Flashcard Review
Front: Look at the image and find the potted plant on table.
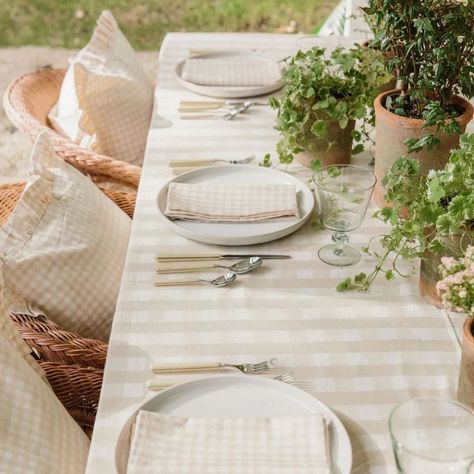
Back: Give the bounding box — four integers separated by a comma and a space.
337, 133, 474, 305
363, 0, 474, 207
269, 45, 389, 168
437, 247, 474, 409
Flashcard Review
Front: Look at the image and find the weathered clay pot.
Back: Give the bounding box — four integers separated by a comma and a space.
296, 116, 355, 168
419, 232, 473, 308
458, 317, 474, 409
374, 90, 473, 208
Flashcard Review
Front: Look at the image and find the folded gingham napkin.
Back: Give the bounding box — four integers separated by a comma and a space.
127, 412, 331, 474
181, 57, 282, 86
164, 183, 299, 222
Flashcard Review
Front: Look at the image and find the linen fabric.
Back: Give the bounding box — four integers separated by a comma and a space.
0, 132, 131, 341
164, 183, 299, 222
181, 57, 282, 86
0, 285, 47, 381
0, 299, 90, 474
87, 33, 467, 474
127, 411, 330, 474
49, 10, 154, 166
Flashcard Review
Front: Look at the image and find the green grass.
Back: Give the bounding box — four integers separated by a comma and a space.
0, 0, 338, 50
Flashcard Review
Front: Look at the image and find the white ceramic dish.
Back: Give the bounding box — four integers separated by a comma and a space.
175, 51, 285, 98
115, 375, 352, 474
157, 165, 315, 246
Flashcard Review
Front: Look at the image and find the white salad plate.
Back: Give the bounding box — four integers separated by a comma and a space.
175, 51, 285, 98
115, 375, 352, 474
157, 165, 315, 246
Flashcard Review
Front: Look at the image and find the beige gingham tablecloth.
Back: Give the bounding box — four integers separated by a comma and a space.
86, 33, 464, 474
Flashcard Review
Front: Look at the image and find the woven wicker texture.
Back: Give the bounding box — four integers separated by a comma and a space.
3, 68, 142, 189
0, 181, 135, 224
9, 312, 106, 437
40, 362, 103, 437
10, 313, 107, 369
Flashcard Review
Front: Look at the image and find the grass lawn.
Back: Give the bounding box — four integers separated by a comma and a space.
0, 0, 339, 50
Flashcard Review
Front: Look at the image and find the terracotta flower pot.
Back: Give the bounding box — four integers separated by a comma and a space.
296, 117, 356, 168
373, 90, 473, 208
419, 232, 473, 308
458, 317, 474, 409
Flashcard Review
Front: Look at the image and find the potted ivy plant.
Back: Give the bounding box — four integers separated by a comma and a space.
437, 247, 474, 409
337, 133, 474, 305
363, 0, 474, 207
270, 45, 389, 168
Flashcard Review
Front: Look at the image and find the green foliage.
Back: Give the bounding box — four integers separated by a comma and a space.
338, 133, 474, 292
0, 0, 339, 50
363, 0, 474, 152
270, 45, 390, 165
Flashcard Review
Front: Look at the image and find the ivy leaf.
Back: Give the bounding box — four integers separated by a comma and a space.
427, 175, 445, 203
385, 269, 395, 280
338, 117, 349, 129
311, 120, 328, 138
336, 278, 352, 292
352, 144, 364, 154
309, 160, 322, 172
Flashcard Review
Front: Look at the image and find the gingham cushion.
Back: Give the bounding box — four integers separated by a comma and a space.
49, 10, 154, 166
0, 132, 131, 341
0, 299, 89, 474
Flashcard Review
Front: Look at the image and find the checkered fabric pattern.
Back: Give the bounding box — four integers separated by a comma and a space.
0, 132, 131, 341
49, 10, 154, 166
165, 183, 299, 222
127, 412, 330, 474
182, 57, 282, 86
87, 34, 471, 474
0, 284, 47, 381
0, 301, 90, 474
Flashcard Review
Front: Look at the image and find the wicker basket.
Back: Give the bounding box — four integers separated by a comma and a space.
0, 182, 135, 222
9, 312, 106, 437
3, 68, 142, 189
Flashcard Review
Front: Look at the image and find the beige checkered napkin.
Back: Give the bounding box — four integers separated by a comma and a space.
49, 10, 154, 166
0, 132, 131, 341
165, 183, 299, 222
127, 412, 330, 474
182, 57, 282, 86
0, 303, 89, 474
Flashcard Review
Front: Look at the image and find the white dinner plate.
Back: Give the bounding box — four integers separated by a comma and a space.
175, 51, 285, 98
115, 375, 352, 474
157, 165, 315, 246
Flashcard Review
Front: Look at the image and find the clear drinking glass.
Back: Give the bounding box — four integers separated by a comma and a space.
312, 165, 376, 266
389, 398, 474, 474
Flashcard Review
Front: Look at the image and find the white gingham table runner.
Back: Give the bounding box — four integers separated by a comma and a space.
86, 34, 467, 474
165, 183, 299, 221
127, 412, 330, 474
181, 57, 282, 86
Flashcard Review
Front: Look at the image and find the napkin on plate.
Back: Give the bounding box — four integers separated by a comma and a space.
164, 183, 299, 222
127, 411, 331, 474
181, 57, 282, 86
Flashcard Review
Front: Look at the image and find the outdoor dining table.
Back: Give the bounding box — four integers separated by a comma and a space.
86, 33, 465, 474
